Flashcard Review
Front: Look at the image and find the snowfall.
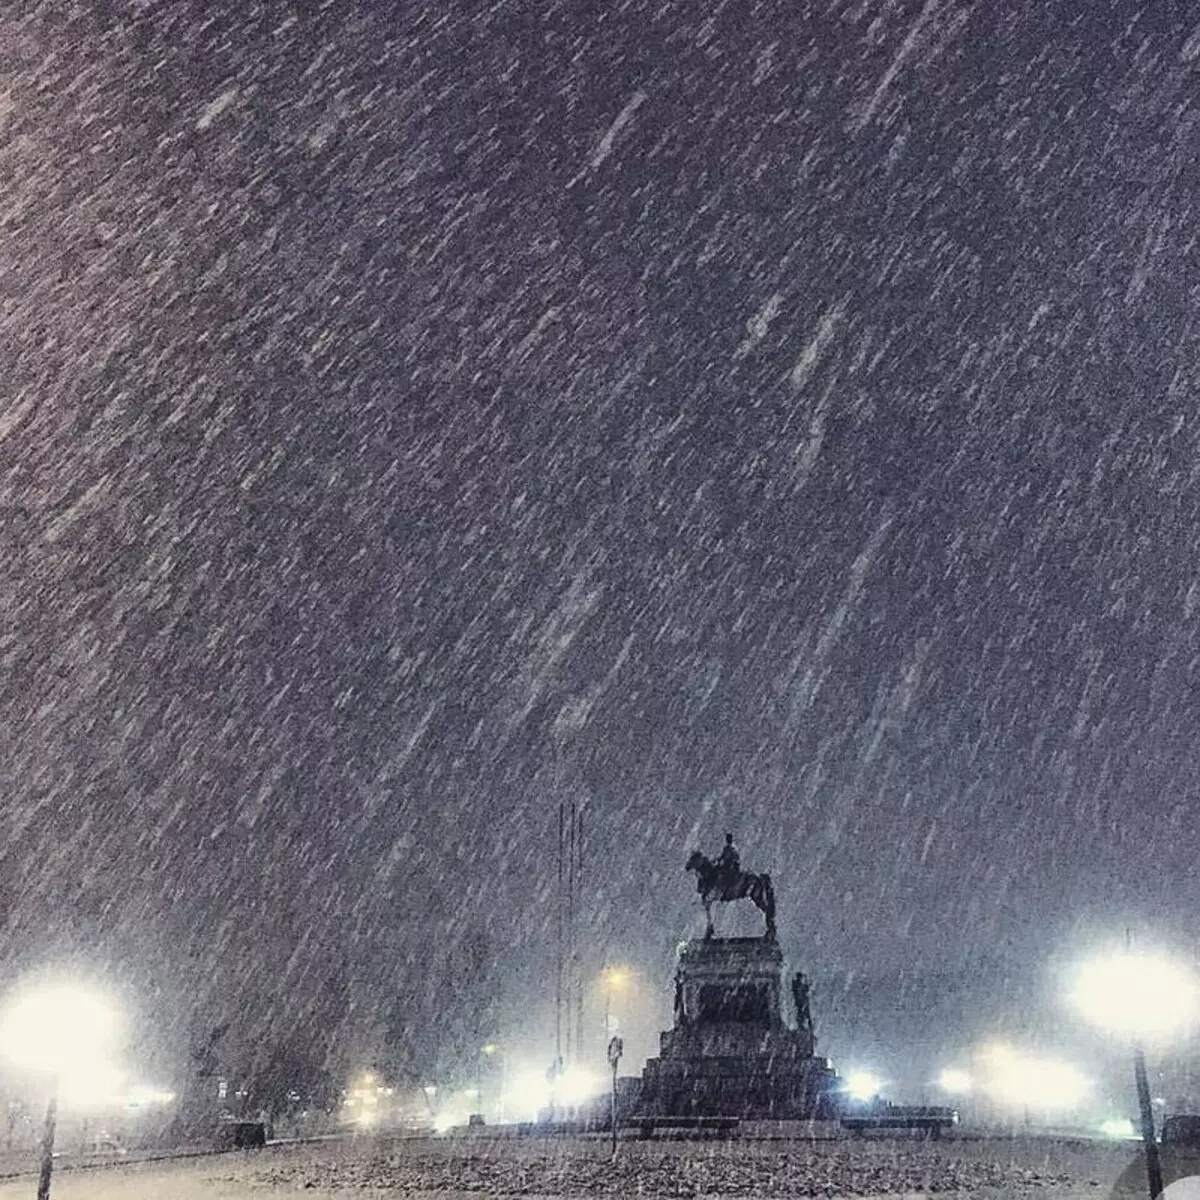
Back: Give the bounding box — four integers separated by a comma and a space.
0, 1132, 1187, 1199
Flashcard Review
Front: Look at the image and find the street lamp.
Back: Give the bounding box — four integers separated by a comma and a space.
1071, 952, 1199, 1042
977, 1045, 1089, 1113
600, 966, 632, 1042
479, 1044, 507, 1123
1070, 948, 1199, 1200
0, 980, 121, 1200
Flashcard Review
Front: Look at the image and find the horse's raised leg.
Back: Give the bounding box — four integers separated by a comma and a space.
703, 899, 714, 939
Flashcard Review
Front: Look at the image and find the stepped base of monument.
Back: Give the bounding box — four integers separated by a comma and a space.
639, 1050, 840, 1120
659, 1024, 816, 1059
636, 932, 841, 1120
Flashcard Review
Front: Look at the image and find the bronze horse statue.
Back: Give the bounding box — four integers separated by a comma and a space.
686, 850, 776, 940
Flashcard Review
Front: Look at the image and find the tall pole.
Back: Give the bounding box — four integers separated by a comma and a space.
36, 1079, 57, 1200
1134, 1044, 1164, 1200
607, 1035, 623, 1160
555, 801, 564, 1074
610, 1057, 618, 1159
1123, 929, 1164, 1200
574, 803, 585, 1065
565, 800, 575, 1068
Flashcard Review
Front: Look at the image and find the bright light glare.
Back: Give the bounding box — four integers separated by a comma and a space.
844, 1070, 880, 1102
125, 1085, 175, 1108
938, 1068, 972, 1094
558, 1066, 600, 1107
980, 1046, 1089, 1110
602, 966, 633, 990
433, 1110, 462, 1133
1100, 1117, 1137, 1139
0, 982, 121, 1079
507, 1070, 551, 1121
1071, 952, 1199, 1039
505, 1064, 600, 1119
346, 1071, 382, 1123
60, 1065, 126, 1108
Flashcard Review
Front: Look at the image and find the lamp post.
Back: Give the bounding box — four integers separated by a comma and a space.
1070, 948, 1199, 1200
606, 1035, 623, 1159
35, 1084, 57, 1200
1132, 1045, 1160, 1197
600, 966, 632, 1045
0, 981, 121, 1200
479, 1044, 507, 1124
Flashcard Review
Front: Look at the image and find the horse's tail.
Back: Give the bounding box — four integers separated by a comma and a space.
761, 872, 776, 919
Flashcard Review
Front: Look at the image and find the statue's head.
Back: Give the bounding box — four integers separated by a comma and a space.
725, 832, 734, 845
685, 850, 704, 872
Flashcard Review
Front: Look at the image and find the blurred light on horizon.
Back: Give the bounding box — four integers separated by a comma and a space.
59, 1064, 127, 1109
557, 1065, 600, 1107
507, 1069, 551, 1121
843, 1070, 880, 1102
124, 1084, 176, 1108
1100, 1117, 1137, 1139
504, 1063, 601, 1120
346, 1071, 386, 1126
1071, 951, 1200, 1040
432, 1110, 460, 1133
978, 1044, 1089, 1110
938, 1068, 972, 1094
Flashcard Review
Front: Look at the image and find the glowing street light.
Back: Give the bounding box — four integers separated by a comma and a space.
0, 982, 121, 1079
1071, 952, 1199, 1043
479, 1043, 508, 1123
600, 965, 633, 1042
938, 1068, 972, 1095
601, 965, 632, 992
977, 1046, 1089, 1110
843, 1070, 881, 1103
1100, 1117, 1138, 1140
0, 980, 121, 1200
559, 1064, 601, 1107
1069, 947, 1200, 1200
507, 1069, 552, 1122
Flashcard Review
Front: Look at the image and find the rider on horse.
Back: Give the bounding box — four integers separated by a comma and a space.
716, 833, 740, 894
685, 835, 776, 940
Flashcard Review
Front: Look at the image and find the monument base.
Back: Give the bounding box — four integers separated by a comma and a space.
640, 1052, 838, 1120
638, 937, 840, 1120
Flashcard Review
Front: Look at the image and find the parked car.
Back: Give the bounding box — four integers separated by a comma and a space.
214, 1118, 267, 1149
1161, 1115, 1200, 1147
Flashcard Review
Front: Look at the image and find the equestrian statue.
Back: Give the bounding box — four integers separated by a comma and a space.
686, 833, 776, 940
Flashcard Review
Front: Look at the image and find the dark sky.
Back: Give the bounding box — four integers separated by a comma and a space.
2, 0, 1200, 1080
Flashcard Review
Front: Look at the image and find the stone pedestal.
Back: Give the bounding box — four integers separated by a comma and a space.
638, 937, 839, 1119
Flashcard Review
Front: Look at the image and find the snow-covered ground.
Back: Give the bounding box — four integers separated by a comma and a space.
0, 1132, 1179, 1198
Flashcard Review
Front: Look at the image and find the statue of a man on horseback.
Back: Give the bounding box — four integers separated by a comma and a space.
686, 834, 776, 940
715, 833, 740, 890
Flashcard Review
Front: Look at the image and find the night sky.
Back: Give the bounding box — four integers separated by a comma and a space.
3, 1, 1200, 1084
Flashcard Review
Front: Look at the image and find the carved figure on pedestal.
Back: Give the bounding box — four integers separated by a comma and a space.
791, 970, 813, 1040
